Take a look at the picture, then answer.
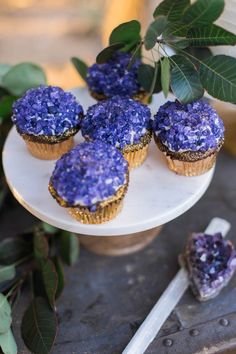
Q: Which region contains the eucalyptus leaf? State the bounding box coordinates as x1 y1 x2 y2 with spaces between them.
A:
0 96 16 121
137 63 162 94
162 22 188 40
59 232 79 266
184 0 225 26
0 294 12 333
71 57 88 81
0 265 16 284
42 259 58 309
185 24 236 46
2 63 46 96
0 238 31 266
96 43 125 64
153 0 190 21
42 222 58 235
33 230 49 263
0 329 17 354
144 16 168 50
54 257 65 300
161 57 170 97
21 297 57 354
109 20 141 50
0 64 11 86
170 55 204 103
199 55 236 103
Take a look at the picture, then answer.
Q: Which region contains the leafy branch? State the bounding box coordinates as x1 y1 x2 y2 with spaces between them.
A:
72 0 236 104
0 223 80 354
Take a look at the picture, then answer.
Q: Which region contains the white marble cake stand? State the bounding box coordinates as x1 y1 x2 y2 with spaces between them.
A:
2 88 214 255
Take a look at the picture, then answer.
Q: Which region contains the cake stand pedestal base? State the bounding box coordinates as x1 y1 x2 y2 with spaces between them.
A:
78 226 163 256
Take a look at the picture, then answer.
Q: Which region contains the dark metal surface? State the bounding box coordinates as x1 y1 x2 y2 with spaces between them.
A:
1 150 236 354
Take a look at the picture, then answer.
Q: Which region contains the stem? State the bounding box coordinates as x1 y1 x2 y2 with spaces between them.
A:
149 50 158 97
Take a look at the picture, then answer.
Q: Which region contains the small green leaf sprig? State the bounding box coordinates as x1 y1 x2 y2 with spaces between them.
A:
72 0 236 104
0 223 80 354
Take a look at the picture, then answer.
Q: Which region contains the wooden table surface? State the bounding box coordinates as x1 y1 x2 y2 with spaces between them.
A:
1 150 236 354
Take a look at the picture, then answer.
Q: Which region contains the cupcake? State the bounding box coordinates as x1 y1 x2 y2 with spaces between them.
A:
81 96 152 169
12 85 83 160
153 100 224 176
86 52 148 103
184 232 236 301
49 140 129 224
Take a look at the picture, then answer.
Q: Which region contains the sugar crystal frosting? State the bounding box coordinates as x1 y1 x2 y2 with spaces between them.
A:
86 52 141 97
12 85 83 137
50 140 128 209
153 100 224 152
82 96 151 149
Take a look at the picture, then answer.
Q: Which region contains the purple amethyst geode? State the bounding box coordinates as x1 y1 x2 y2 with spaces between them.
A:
50 140 128 210
82 96 151 149
86 52 141 97
153 100 224 152
12 85 83 137
185 232 236 301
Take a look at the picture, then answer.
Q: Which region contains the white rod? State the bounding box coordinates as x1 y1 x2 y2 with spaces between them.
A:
122 218 231 354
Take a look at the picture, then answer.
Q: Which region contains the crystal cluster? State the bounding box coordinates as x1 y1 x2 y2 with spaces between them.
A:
185 232 236 301
12 85 83 136
153 100 224 152
82 96 151 149
50 140 128 210
86 52 141 97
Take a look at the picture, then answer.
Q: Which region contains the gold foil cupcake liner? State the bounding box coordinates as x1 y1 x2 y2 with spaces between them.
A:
90 90 149 104
165 153 217 176
68 198 123 224
24 137 74 160
122 131 152 169
49 175 129 224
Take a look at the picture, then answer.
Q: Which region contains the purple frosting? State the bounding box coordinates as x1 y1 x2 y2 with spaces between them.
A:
50 140 128 210
153 100 224 152
86 52 141 97
82 96 151 149
12 85 83 136
186 232 236 300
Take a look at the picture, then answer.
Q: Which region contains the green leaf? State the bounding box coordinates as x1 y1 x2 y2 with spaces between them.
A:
0 238 31 266
163 22 188 39
109 20 141 50
183 47 212 68
170 55 204 103
33 230 49 262
185 24 236 46
42 222 58 235
0 265 16 284
127 43 142 70
0 329 17 354
137 63 162 94
0 294 12 333
21 297 57 354
161 57 170 97
42 260 58 309
71 57 88 81
2 63 47 96
0 96 16 121
153 0 190 21
0 65 11 86
53 257 64 300
96 43 125 64
199 55 236 103
144 16 168 50
59 232 79 266
183 0 225 26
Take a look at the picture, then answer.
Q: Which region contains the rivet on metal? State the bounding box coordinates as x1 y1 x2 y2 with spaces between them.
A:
189 329 199 337
219 318 229 327
163 338 173 347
